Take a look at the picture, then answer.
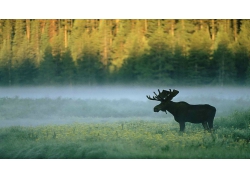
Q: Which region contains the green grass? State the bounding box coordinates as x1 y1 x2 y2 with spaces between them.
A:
0 112 250 159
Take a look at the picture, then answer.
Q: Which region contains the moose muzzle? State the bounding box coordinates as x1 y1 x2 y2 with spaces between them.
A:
153 107 160 112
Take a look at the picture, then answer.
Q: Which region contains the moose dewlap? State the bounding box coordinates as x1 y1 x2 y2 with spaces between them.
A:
146 89 216 132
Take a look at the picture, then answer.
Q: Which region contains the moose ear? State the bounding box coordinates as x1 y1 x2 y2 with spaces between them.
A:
172 90 179 97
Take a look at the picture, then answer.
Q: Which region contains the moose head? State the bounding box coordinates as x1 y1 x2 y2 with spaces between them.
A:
146 89 179 113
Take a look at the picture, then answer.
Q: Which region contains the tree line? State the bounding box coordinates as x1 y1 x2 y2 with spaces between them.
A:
0 19 250 86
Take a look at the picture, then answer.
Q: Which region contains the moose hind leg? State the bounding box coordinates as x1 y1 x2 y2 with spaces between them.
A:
208 120 213 130
208 107 216 131
202 122 209 130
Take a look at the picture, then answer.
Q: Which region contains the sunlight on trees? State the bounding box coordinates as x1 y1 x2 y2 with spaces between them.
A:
0 19 249 86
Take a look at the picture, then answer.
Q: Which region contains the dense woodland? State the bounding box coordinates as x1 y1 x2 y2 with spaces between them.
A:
0 19 250 86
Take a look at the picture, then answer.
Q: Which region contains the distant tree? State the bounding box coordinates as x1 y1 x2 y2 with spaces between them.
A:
236 20 250 85
16 58 38 85
146 20 162 38
172 45 187 85
29 20 42 64
0 19 250 86
0 45 12 85
69 19 86 61
188 27 213 85
12 20 27 65
117 56 138 84
0 20 13 85
37 46 56 85
145 26 173 84
77 52 104 85
110 20 128 72
213 25 236 86
175 19 195 56
116 21 151 84
40 20 50 54
53 51 63 84
98 20 112 69
60 49 76 85
123 20 150 58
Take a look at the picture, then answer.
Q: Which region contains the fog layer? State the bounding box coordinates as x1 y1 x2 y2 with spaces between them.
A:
0 86 250 127
1 86 250 101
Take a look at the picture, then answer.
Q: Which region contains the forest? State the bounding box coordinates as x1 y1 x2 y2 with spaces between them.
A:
0 19 250 86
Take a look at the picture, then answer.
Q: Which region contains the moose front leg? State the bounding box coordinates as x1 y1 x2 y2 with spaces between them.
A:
179 122 185 132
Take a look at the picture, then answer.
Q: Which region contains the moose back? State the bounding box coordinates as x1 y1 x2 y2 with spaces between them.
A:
146 89 216 132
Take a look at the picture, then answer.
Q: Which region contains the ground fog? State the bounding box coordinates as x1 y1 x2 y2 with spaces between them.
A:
0 86 250 127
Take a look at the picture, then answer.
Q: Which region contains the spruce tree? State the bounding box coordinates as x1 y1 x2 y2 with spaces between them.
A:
0 20 13 85
237 20 250 85
60 49 76 85
146 26 173 84
188 27 213 85
38 46 56 85
213 25 236 86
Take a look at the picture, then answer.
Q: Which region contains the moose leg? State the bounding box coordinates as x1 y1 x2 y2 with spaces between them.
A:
179 122 185 132
208 120 214 132
202 122 209 130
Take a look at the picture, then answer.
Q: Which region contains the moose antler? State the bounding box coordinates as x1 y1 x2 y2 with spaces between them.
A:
165 89 179 101
146 89 179 101
146 89 163 101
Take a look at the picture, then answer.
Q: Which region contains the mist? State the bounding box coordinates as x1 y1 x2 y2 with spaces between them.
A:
1 85 250 101
0 85 250 127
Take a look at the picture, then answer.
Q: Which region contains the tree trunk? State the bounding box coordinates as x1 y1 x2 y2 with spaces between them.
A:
115 19 119 35
211 19 215 51
49 19 57 43
233 19 238 42
144 19 147 34
26 19 30 42
64 20 68 48
158 19 161 28
170 20 175 37
200 19 203 30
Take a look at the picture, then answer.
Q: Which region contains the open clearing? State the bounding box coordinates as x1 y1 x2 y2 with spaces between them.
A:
0 86 250 158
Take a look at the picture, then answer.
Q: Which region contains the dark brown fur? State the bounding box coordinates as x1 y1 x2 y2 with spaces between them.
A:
147 89 216 132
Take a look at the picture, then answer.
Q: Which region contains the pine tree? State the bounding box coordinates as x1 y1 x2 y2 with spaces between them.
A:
110 20 129 72
124 20 150 58
70 19 86 61
16 58 38 85
117 20 150 84
175 20 195 56
37 46 56 85
29 20 42 64
12 20 27 65
213 25 236 86
0 20 13 85
40 20 50 54
188 26 213 85
172 46 187 85
60 49 76 85
238 20 250 85
77 23 104 84
145 26 173 84
98 20 112 68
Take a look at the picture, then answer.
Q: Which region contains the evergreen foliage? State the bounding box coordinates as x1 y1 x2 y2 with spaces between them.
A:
0 19 249 86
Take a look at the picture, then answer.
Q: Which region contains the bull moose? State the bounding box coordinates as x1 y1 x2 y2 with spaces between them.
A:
146 89 216 132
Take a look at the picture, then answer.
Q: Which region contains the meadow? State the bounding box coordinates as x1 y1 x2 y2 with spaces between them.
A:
0 94 250 159
0 113 250 159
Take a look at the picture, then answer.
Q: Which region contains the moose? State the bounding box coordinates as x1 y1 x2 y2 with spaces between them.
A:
146 89 216 132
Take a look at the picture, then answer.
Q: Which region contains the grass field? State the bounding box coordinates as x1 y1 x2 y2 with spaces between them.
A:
0 97 250 159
